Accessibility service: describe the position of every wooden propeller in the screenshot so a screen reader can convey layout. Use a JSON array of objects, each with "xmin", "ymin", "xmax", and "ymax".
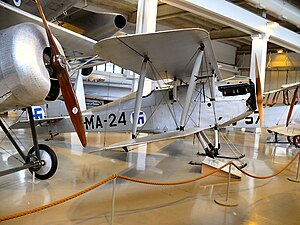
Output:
[
  {"xmin": 35, "ymin": 0, "xmax": 87, "ymax": 147},
  {"xmin": 286, "ymin": 86, "xmax": 299, "ymax": 127},
  {"xmin": 255, "ymin": 55, "xmax": 263, "ymax": 130}
]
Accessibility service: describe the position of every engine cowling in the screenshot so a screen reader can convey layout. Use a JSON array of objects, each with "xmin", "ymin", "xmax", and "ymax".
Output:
[{"xmin": 0, "ymin": 22, "xmax": 61, "ymax": 112}]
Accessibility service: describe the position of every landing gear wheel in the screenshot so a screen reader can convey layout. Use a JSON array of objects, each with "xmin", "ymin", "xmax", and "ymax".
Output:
[
  {"xmin": 27, "ymin": 144, "xmax": 58, "ymax": 180},
  {"xmin": 293, "ymin": 136, "xmax": 300, "ymax": 148},
  {"xmin": 287, "ymin": 136, "xmax": 293, "ymax": 145}
]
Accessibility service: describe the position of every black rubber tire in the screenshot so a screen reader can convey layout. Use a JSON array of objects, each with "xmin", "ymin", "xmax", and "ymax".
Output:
[
  {"xmin": 293, "ymin": 136, "xmax": 300, "ymax": 148},
  {"xmin": 27, "ymin": 144, "xmax": 58, "ymax": 180},
  {"xmin": 287, "ymin": 136, "xmax": 293, "ymax": 145}
]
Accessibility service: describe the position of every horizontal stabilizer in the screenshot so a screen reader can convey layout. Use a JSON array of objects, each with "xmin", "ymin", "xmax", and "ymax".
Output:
[
  {"xmin": 91, "ymin": 127, "xmax": 204, "ymax": 152},
  {"xmin": 10, "ymin": 117, "xmax": 64, "ymax": 129}
]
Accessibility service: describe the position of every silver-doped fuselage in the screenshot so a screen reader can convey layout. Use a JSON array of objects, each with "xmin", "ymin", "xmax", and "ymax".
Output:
[{"xmin": 40, "ymin": 78, "xmax": 255, "ymax": 135}]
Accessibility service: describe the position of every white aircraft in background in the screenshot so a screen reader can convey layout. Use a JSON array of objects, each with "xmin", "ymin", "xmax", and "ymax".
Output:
[
  {"xmin": 12, "ymin": 28, "xmax": 261, "ymax": 159},
  {"xmin": 230, "ymin": 81, "xmax": 300, "ymax": 147},
  {"xmin": 264, "ymin": 83, "xmax": 300, "ymax": 147}
]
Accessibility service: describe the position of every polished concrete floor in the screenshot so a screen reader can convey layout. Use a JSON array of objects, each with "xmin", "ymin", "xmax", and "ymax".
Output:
[{"xmin": 0, "ymin": 121, "xmax": 299, "ymax": 225}]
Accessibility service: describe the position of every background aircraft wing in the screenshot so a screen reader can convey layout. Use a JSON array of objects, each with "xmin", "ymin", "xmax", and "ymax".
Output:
[
  {"xmin": 92, "ymin": 127, "xmax": 204, "ymax": 152},
  {"xmin": 94, "ymin": 28, "xmax": 221, "ymax": 81},
  {"xmin": 267, "ymin": 123, "xmax": 300, "ymax": 137}
]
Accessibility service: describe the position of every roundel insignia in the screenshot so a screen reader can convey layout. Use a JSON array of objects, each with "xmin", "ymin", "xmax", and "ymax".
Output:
[
  {"xmin": 130, "ymin": 111, "xmax": 146, "ymax": 127},
  {"xmin": 72, "ymin": 107, "xmax": 79, "ymax": 115},
  {"xmin": 13, "ymin": 0, "xmax": 22, "ymax": 7}
]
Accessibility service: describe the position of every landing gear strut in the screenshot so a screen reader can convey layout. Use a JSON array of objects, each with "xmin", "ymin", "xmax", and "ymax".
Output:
[
  {"xmin": 196, "ymin": 128, "xmax": 245, "ymax": 160},
  {"xmin": 0, "ymin": 107, "xmax": 58, "ymax": 179}
]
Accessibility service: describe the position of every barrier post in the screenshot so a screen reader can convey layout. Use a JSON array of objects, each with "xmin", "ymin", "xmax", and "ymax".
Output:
[
  {"xmin": 288, "ymin": 154, "xmax": 300, "ymax": 183},
  {"xmin": 214, "ymin": 163, "xmax": 238, "ymax": 207},
  {"xmin": 111, "ymin": 176, "xmax": 117, "ymax": 225},
  {"xmin": 32, "ymin": 171, "xmax": 35, "ymax": 183}
]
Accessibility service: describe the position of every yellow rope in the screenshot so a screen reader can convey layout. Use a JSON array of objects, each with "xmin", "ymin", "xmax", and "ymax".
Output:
[
  {"xmin": 0, "ymin": 175, "xmax": 115, "ymax": 222},
  {"xmin": 232, "ymin": 151, "xmax": 300, "ymax": 179},
  {"xmin": 118, "ymin": 162, "xmax": 230, "ymax": 185},
  {"xmin": 0, "ymin": 151, "xmax": 299, "ymax": 222}
]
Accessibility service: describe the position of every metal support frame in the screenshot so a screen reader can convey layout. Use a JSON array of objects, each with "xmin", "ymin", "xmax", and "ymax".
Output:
[
  {"xmin": 136, "ymin": 0, "xmax": 158, "ymax": 33},
  {"xmin": 173, "ymin": 78, "xmax": 178, "ymax": 102},
  {"xmin": 196, "ymin": 132, "xmax": 213, "ymax": 157},
  {"xmin": 0, "ymin": 107, "xmax": 43, "ymax": 178},
  {"xmin": 214, "ymin": 127, "xmax": 220, "ymax": 154},
  {"xmin": 27, "ymin": 107, "xmax": 41, "ymax": 161},
  {"xmin": 74, "ymin": 69, "xmax": 87, "ymax": 111},
  {"xmin": 180, "ymin": 45, "xmax": 204, "ymax": 130},
  {"xmin": 200, "ymin": 131, "xmax": 214, "ymax": 150},
  {"xmin": 0, "ymin": 162, "xmax": 37, "ymax": 177},
  {"xmin": 161, "ymin": 0, "xmax": 300, "ymax": 53},
  {"xmin": 249, "ymin": 34, "xmax": 269, "ymax": 93},
  {"xmin": 0, "ymin": 117, "xmax": 26, "ymax": 161},
  {"xmin": 132, "ymin": 58, "xmax": 148, "ymax": 139}
]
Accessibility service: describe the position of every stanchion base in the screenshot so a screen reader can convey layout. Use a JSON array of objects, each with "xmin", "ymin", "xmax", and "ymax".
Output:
[
  {"xmin": 287, "ymin": 178, "xmax": 300, "ymax": 183},
  {"xmin": 214, "ymin": 198, "xmax": 238, "ymax": 207}
]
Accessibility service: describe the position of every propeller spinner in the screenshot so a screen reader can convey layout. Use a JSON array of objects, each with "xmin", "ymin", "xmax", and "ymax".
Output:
[{"xmin": 35, "ymin": 0, "xmax": 87, "ymax": 147}]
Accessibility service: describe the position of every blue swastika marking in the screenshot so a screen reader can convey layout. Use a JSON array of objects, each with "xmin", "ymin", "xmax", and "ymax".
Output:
[{"xmin": 33, "ymin": 108, "xmax": 43, "ymax": 119}]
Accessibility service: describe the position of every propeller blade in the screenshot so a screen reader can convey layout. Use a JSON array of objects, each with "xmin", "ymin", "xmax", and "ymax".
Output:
[
  {"xmin": 35, "ymin": 0, "xmax": 87, "ymax": 146},
  {"xmin": 255, "ymin": 55, "xmax": 263, "ymax": 130},
  {"xmin": 286, "ymin": 86, "xmax": 299, "ymax": 127}
]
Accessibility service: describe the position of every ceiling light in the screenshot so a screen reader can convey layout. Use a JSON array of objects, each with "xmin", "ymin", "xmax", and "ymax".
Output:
[
  {"xmin": 277, "ymin": 49, "xmax": 284, "ymax": 54},
  {"xmin": 266, "ymin": 21, "xmax": 279, "ymax": 28}
]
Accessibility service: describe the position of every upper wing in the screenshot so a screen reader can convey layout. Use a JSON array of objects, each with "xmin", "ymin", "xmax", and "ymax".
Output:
[
  {"xmin": 91, "ymin": 127, "xmax": 204, "ymax": 152},
  {"xmin": 0, "ymin": 1, "xmax": 96, "ymax": 57},
  {"xmin": 94, "ymin": 28, "xmax": 221, "ymax": 81}
]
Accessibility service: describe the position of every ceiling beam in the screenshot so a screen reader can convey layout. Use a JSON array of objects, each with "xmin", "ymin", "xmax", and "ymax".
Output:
[
  {"xmin": 210, "ymin": 28, "xmax": 248, "ymax": 40},
  {"xmin": 161, "ymin": 0, "xmax": 300, "ymax": 52}
]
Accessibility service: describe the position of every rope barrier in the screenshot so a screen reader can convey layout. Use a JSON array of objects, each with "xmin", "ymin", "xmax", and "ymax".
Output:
[
  {"xmin": 118, "ymin": 162, "xmax": 230, "ymax": 185},
  {"xmin": 0, "ymin": 175, "xmax": 116, "ymax": 222},
  {"xmin": 0, "ymin": 151, "xmax": 299, "ymax": 222},
  {"xmin": 231, "ymin": 151, "xmax": 300, "ymax": 179}
]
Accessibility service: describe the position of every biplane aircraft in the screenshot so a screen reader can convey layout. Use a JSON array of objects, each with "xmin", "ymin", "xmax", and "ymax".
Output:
[
  {"xmin": 0, "ymin": 0, "xmax": 129, "ymax": 179},
  {"xmin": 0, "ymin": 0, "xmax": 100, "ymax": 179},
  {"xmin": 264, "ymin": 82, "xmax": 300, "ymax": 147},
  {"xmin": 12, "ymin": 28, "xmax": 262, "ymax": 158}
]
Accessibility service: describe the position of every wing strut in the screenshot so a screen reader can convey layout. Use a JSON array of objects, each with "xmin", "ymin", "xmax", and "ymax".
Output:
[
  {"xmin": 132, "ymin": 58, "xmax": 148, "ymax": 139},
  {"xmin": 180, "ymin": 44, "xmax": 205, "ymax": 130}
]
